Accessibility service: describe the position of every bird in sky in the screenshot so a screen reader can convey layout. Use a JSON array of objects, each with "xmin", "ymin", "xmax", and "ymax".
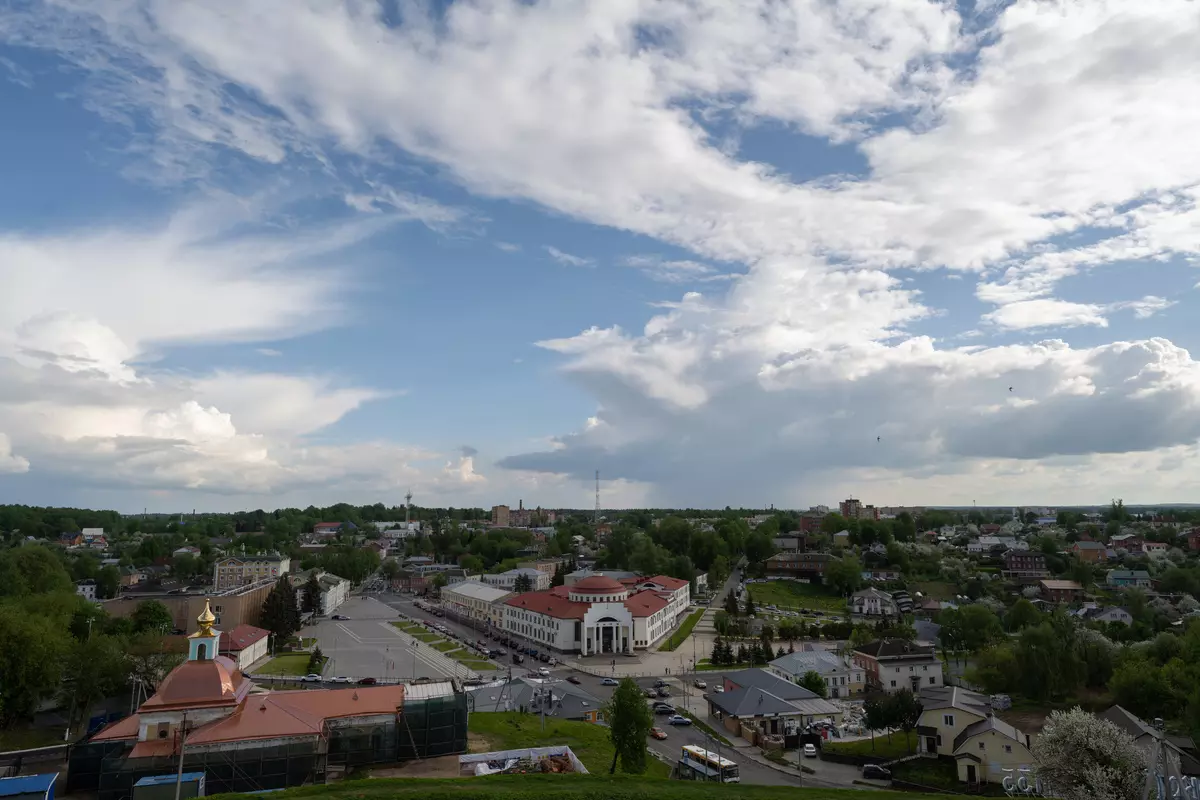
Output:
[
  {"xmin": 877, "ymin": 436, "xmax": 881, "ymax": 442},
  {"xmin": 1009, "ymin": 386, "xmax": 1013, "ymax": 392}
]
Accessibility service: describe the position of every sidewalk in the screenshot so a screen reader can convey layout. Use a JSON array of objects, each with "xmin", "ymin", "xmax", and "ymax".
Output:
[{"xmin": 741, "ymin": 747, "xmax": 865, "ymax": 789}]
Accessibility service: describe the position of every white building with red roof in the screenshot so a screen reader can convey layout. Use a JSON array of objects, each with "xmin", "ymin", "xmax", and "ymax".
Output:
[{"xmin": 500, "ymin": 573, "xmax": 690, "ymax": 655}]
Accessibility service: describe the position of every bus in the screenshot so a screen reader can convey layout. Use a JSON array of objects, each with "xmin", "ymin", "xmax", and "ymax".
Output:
[{"xmin": 679, "ymin": 745, "xmax": 740, "ymax": 783}]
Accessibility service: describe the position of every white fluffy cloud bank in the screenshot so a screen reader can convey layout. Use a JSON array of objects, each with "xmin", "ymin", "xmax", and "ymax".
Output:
[{"xmin": 5, "ymin": 0, "xmax": 1200, "ymax": 505}]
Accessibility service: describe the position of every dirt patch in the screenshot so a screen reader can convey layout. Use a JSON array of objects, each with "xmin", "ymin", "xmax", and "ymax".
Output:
[
  {"xmin": 467, "ymin": 731, "xmax": 496, "ymax": 753},
  {"xmin": 369, "ymin": 755, "xmax": 460, "ymax": 778},
  {"xmin": 999, "ymin": 709, "xmax": 1049, "ymax": 734}
]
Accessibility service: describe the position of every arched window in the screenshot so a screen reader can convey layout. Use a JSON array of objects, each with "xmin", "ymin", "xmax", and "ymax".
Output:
[{"xmin": 196, "ymin": 643, "xmax": 208, "ymax": 660}]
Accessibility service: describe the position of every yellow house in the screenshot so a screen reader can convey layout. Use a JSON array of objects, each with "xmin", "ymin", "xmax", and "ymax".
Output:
[
  {"xmin": 916, "ymin": 686, "xmax": 991, "ymax": 756},
  {"xmin": 953, "ymin": 716, "xmax": 1034, "ymax": 785}
]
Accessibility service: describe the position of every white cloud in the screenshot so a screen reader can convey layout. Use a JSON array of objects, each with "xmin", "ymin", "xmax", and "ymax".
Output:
[
  {"xmin": 622, "ymin": 255, "xmax": 731, "ymax": 284},
  {"xmin": 983, "ymin": 299, "xmax": 1109, "ymax": 331},
  {"xmin": 0, "ymin": 433, "xmax": 29, "ymax": 474},
  {"xmin": 255, "ymin": 348, "xmax": 283, "ymax": 357},
  {"xmin": 544, "ymin": 246, "xmax": 594, "ymax": 268}
]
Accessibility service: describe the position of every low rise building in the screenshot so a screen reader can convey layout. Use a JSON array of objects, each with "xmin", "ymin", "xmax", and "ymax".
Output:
[
  {"xmin": 850, "ymin": 587, "xmax": 899, "ymax": 618},
  {"xmin": 75, "ymin": 579, "xmax": 97, "ymax": 601},
  {"xmin": 954, "ymin": 715, "xmax": 1034, "ymax": 786},
  {"xmin": 483, "ymin": 568, "xmax": 551, "ymax": 592},
  {"xmin": 441, "ymin": 581, "xmax": 513, "ymax": 627},
  {"xmin": 288, "ymin": 569, "xmax": 350, "ymax": 615},
  {"xmin": 1038, "ymin": 579, "xmax": 1084, "ymax": 604},
  {"xmin": 917, "ymin": 686, "xmax": 992, "ymax": 756},
  {"xmin": 1003, "ymin": 551, "xmax": 1049, "ymax": 580},
  {"xmin": 1071, "ymin": 541, "xmax": 1108, "ymax": 563},
  {"xmin": 764, "ymin": 552, "xmax": 832, "ymax": 581},
  {"xmin": 217, "ymin": 624, "xmax": 270, "ymax": 670},
  {"xmin": 212, "ymin": 554, "xmax": 290, "ymax": 591},
  {"xmin": 853, "ymin": 639, "xmax": 941, "ymax": 693},
  {"xmin": 1106, "ymin": 570, "xmax": 1151, "ymax": 589},
  {"xmin": 768, "ymin": 649, "xmax": 864, "ymax": 698},
  {"xmin": 713, "ymin": 669, "xmax": 843, "ymax": 738}
]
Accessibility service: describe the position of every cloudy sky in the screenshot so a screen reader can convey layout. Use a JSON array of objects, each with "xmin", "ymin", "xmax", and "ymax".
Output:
[{"xmin": 2, "ymin": 0, "xmax": 1199, "ymax": 512}]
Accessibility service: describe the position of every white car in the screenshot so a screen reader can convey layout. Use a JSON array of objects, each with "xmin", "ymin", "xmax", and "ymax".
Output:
[
  {"xmin": 601, "ymin": 677, "xmax": 619, "ymax": 686},
  {"xmin": 329, "ymin": 676, "xmax": 352, "ymax": 684},
  {"xmin": 803, "ymin": 744, "xmax": 818, "ymax": 758},
  {"xmin": 301, "ymin": 674, "xmax": 323, "ymax": 682},
  {"xmin": 713, "ymin": 686, "xmax": 724, "ymax": 693},
  {"xmin": 693, "ymin": 679, "xmax": 707, "ymax": 689},
  {"xmin": 537, "ymin": 667, "xmax": 550, "ymax": 677}
]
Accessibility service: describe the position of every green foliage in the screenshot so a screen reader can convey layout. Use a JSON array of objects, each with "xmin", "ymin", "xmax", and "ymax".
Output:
[
  {"xmin": 605, "ymin": 678, "xmax": 653, "ymax": 775},
  {"xmin": 723, "ymin": 589, "xmax": 739, "ymax": 617},
  {"xmin": 824, "ymin": 555, "xmax": 864, "ymax": 596},
  {"xmin": 0, "ymin": 603, "xmax": 69, "ymax": 726},
  {"xmin": 261, "ymin": 575, "xmax": 302, "ymax": 641},
  {"xmin": 743, "ymin": 591, "xmax": 756, "ymax": 617},
  {"xmin": 965, "ymin": 646, "xmax": 1017, "ymax": 694},
  {"xmin": 302, "ymin": 572, "xmax": 323, "ymax": 614},
  {"xmin": 798, "ymin": 670, "xmax": 827, "ymax": 698},
  {"xmin": 659, "ymin": 609, "xmax": 704, "ymax": 652},
  {"xmin": 1110, "ymin": 655, "xmax": 1171, "ymax": 720},
  {"xmin": 307, "ymin": 646, "xmax": 326, "ymax": 674},
  {"xmin": 61, "ymin": 634, "xmax": 129, "ymax": 731},
  {"xmin": 131, "ymin": 600, "xmax": 174, "ymax": 634},
  {"xmin": 513, "ymin": 572, "xmax": 534, "ymax": 593},
  {"xmin": 939, "ymin": 605, "xmax": 1003, "ymax": 654},
  {"xmin": 0, "ymin": 545, "xmax": 73, "ymax": 597},
  {"xmin": 1005, "ymin": 598, "xmax": 1042, "ymax": 631}
]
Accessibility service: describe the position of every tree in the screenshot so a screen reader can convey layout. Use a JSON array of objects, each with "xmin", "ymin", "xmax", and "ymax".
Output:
[
  {"xmin": 1032, "ymin": 707, "xmax": 1144, "ymax": 800},
  {"xmin": 606, "ymin": 677, "xmax": 653, "ymax": 774},
  {"xmin": 60, "ymin": 634, "xmax": 128, "ymax": 734},
  {"xmin": 302, "ymin": 572, "xmax": 323, "ymax": 615},
  {"xmin": 0, "ymin": 605, "xmax": 69, "ymax": 726},
  {"xmin": 1015, "ymin": 621, "xmax": 1082, "ymax": 701},
  {"xmin": 96, "ymin": 565, "xmax": 120, "ymax": 599},
  {"xmin": 707, "ymin": 555, "xmax": 730, "ymax": 594},
  {"xmin": 261, "ymin": 576, "xmax": 302, "ymax": 642},
  {"xmin": 380, "ymin": 558, "xmax": 400, "ymax": 580},
  {"xmin": 724, "ymin": 590, "xmax": 740, "ymax": 617},
  {"xmin": 799, "ymin": 670, "xmax": 827, "ymax": 698},
  {"xmin": 1110, "ymin": 657, "xmax": 1172, "ymax": 720},
  {"xmin": 713, "ymin": 610, "xmax": 732, "ymax": 636},
  {"xmin": 132, "ymin": 600, "xmax": 174, "ymax": 634},
  {"xmin": 513, "ymin": 572, "xmax": 534, "ymax": 593},
  {"xmin": 887, "ymin": 690, "xmax": 923, "ymax": 754},
  {"xmin": 127, "ymin": 633, "xmax": 185, "ymax": 693},
  {"xmin": 1005, "ymin": 598, "xmax": 1042, "ymax": 631},
  {"xmin": 964, "ymin": 645, "xmax": 1017, "ymax": 694},
  {"xmin": 863, "ymin": 696, "xmax": 888, "ymax": 751},
  {"xmin": 307, "ymin": 646, "xmax": 325, "ymax": 674},
  {"xmin": 550, "ymin": 563, "xmax": 566, "ymax": 588},
  {"xmin": 824, "ymin": 555, "xmax": 864, "ymax": 596}
]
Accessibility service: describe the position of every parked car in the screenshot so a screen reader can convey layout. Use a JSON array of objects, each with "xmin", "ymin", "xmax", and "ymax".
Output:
[
  {"xmin": 512, "ymin": 654, "xmax": 525, "ymax": 665},
  {"xmin": 667, "ymin": 715, "xmax": 692, "ymax": 726},
  {"xmin": 712, "ymin": 686, "xmax": 724, "ymax": 693},
  {"xmin": 656, "ymin": 687, "xmax": 671, "ymax": 697},
  {"xmin": 331, "ymin": 614, "xmax": 349, "ymax": 621},
  {"xmin": 537, "ymin": 667, "xmax": 550, "ymax": 677},
  {"xmin": 538, "ymin": 653, "xmax": 550, "ymax": 663},
  {"xmin": 643, "ymin": 689, "xmax": 657, "ymax": 698},
  {"xmin": 329, "ymin": 676, "xmax": 352, "ymax": 684},
  {"xmin": 653, "ymin": 679, "xmax": 669, "ymax": 688},
  {"xmin": 693, "ymin": 679, "xmax": 707, "ymax": 689},
  {"xmin": 301, "ymin": 674, "xmax": 323, "ymax": 682},
  {"xmin": 601, "ymin": 677, "xmax": 619, "ymax": 686},
  {"xmin": 862, "ymin": 764, "xmax": 892, "ymax": 780},
  {"xmin": 566, "ymin": 675, "xmax": 581, "ymax": 685},
  {"xmin": 357, "ymin": 677, "xmax": 378, "ymax": 685},
  {"xmin": 803, "ymin": 744, "xmax": 818, "ymax": 758},
  {"xmin": 649, "ymin": 727, "xmax": 668, "ymax": 740},
  {"xmin": 652, "ymin": 703, "xmax": 675, "ymax": 714}
]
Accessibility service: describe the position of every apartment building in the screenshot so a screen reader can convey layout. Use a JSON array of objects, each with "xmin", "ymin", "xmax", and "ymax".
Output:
[{"xmin": 212, "ymin": 554, "xmax": 291, "ymax": 590}]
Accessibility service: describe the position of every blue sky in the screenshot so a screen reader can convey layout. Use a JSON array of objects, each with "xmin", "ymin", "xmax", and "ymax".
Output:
[{"xmin": 2, "ymin": 0, "xmax": 1200, "ymax": 511}]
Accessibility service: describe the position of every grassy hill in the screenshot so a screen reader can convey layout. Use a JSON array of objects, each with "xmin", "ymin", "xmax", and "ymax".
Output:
[{"xmin": 209, "ymin": 774, "xmax": 946, "ymax": 800}]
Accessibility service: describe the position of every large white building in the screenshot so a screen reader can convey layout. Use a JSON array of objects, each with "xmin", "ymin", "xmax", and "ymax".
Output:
[
  {"xmin": 500, "ymin": 574, "xmax": 690, "ymax": 655},
  {"xmin": 441, "ymin": 580, "xmax": 513, "ymax": 627},
  {"xmin": 483, "ymin": 568, "xmax": 551, "ymax": 592},
  {"xmin": 213, "ymin": 554, "xmax": 291, "ymax": 591},
  {"xmin": 288, "ymin": 569, "xmax": 350, "ymax": 615}
]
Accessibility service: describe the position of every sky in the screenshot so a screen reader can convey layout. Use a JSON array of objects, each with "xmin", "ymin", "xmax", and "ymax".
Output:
[{"xmin": 2, "ymin": 0, "xmax": 1200, "ymax": 512}]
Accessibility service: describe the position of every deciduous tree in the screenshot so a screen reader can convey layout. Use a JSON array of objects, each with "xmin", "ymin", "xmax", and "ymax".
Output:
[
  {"xmin": 799, "ymin": 670, "xmax": 827, "ymax": 698},
  {"xmin": 1032, "ymin": 707, "xmax": 1143, "ymax": 800},
  {"xmin": 606, "ymin": 677, "xmax": 653, "ymax": 775}
]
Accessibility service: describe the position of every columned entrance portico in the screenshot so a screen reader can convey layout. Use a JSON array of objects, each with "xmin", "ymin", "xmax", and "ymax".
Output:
[{"xmin": 583, "ymin": 616, "xmax": 631, "ymax": 655}]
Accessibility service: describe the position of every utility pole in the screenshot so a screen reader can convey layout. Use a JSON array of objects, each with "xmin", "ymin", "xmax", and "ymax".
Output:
[{"xmin": 173, "ymin": 713, "xmax": 189, "ymax": 800}]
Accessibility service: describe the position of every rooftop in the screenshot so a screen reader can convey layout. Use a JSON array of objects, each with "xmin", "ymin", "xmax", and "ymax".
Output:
[{"xmin": 854, "ymin": 639, "xmax": 936, "ymax": 659}]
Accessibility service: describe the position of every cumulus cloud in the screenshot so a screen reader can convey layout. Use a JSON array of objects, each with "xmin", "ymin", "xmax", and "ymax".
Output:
[
  {"xmin": 0, "ymin": 433, "xmax": 29, "ymax": 474},
  {"xmin": 621, "ymin": 255, "xmax": 731, "ymax": 284},
  {"xmin": 7, "ymin": 0, "xmax": 1200, "ymax": 504}
]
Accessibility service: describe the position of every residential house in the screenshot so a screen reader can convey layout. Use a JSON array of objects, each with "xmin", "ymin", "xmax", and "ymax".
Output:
[
  {"xmin": 917, "ymin": 685, "xmax": 992, "ymax": 756},
  {"xmin": 954, "ymin": 715, "xmax": 1034, "ymax": 786},
  {"xmin": 518, "ymin": 558, "xmax": 569, "ymax": 576},
  {"xmin": 853, "ymin": 639, "xmax": 941, "ymax": 693},
  {"xmin": 441, "ymin": 581, "xmax": 513, "ymax": 627},
  {"xmin": 173, "ymin": 546, "xmax": 202, "ymax": 558},
  {"xmin": 1106, "ymin": 569, "xmax": 1151, "ymax": 589},
  {"xmin": 75, "ymin": 579, "xmax": 97, "ymax": 601},
  {"xmin": 119, "ymin": 564, "xmax": 142, "ymax": 588},
  {"xmin": 217, "ymin": 624, "xmax": 270, "ymax": 670},
  {"xmin": 1081, "ymin": 606, "xmax": 1133, "ymax": 625},
  {"xmin": 1003, "ymin": 551, "xmax": 1049, "ymax": 580},
  {"xmin": 712, "ymin": 669, "xmax": 842, "ymax": 740},
  {"xmin": 288, "ymin": 569, "xmax": 350, "ymax": 615},
  {"xmin": 1071, "ymin": 541, "xmax": 1108, "ymax": 563},
  {"xmin": 564, "ymin": 569, "xmax": 639, "ymax": 585},
  {"xmin": 467, "ymin": 676, "xmax": 605, "ymax": 723},
  {"xmin": 861, "ymin": 568, "xmax": 903, "ymax": 582},
  {"xmin": 1143, "ymin": 541, "xmax": 1169, "ymax": 559},
  {"xmin": 1038, "ymin": 579, "xmax": 1084, "ymax": 604},
  {"xmin": 968, "ymin": 536, "xmax": 1023, "ymax": 555},
  {"xmin": 764, "ymin": 551, "xmax": 832, "ymax": 581},
  {"xmin": 1100, "ymin": 706, "xmax": 1200, "ymax": 777},
  {"xmin": 768, "ymin": 649, "xmax": 865, "ymax": 698},
  {"xmin": 58, "ymin": 532, "xmax": 83, "ymax": 548},
  {"xmin": 1110, "ymin": 533, "xmax": 1144, "ymax": 553},
  {"xmin": 850, "ymin": 587, "xmax": 900, "ymax": 618},
  {"xmin": 772, "ymin": 534, "xmax": 808, "ymax": 552},
  {"xmin": 313, "ymin": 522, "xmax": 348, "ymax": 535}
]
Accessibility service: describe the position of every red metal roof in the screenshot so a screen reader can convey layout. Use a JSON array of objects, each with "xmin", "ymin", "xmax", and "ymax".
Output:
[
  {"xmin": 140, "ymin": 657, "xmax": 249, "ymax": 711},
  {"xmin": 219, "ymin": 624, "xmax": 270, "ymax": 653},
  {"xmin": 641, "ymin": 575, "xmax": 688, "ymax": 590},
  {"xmin": 504, "ymin": 591, "xmax": 588, "ymax": 619},
  {"xmin": 623, "ymin": 590, "xmax": 670, "ymax": 617},
  {"xmin": 572, "ymin": 575, "xmax": 625, "ymax": 593}
]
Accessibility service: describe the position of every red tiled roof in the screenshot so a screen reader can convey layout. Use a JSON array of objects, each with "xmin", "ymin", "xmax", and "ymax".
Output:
[
  {"xmin": 624, "ymin": 590, "xmax": 670, "ymax": 618},
  {"xmin": 549, "ymin": 585, "xmax": 571, "ymax": 597},
  {"xmin": 219, "ymin": 624, "xmax": 270, "ymax": 653},
  {"xmin": 504, "ymin": 590, "xmax": 588, "ymax": 619},
  {"xmin": 641, "ymin": 575, "xmax": 688, "ymax": 591}
]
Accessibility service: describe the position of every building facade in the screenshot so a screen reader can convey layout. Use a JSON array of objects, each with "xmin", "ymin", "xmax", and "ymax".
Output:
[
  {"xmin": 850, "ymin": 587, "xmax": 899, "ymax": 617},
  {"xmin": 212, "ymin": 555, "xmax": 291, "ymax": 591},
  {"xmin": 490, "ymin": 505, "xmax": 511, "ymax": 527},
  {"xmin": 853, "ymin": 639, "xmax": 941, "ymax": 693},
  {"xmin": 768, "ymin": 649, "xmax": 865, "ymax": 698},
  {"xmin": 440, "ymin": 581, "xmax": 513, "ymax": 627},
  {"xmin": 764, "ymin": 552, "xmax": 832, "ymax": 581},
  {"xmin": 482, "ymin": 568, "xmax": 551, "ymax": 592},
  {"xmin": 1003, "ymin": 551, "xmax": 1049, "ymax": 580}
]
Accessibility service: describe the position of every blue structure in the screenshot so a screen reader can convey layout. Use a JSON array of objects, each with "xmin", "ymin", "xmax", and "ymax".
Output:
[
  {"xmin": 132, "ymin": 773, "xmax": 205, "ymax": 800},
  {"xmin": 0, "ymin": 773, "xmax": 57, "ymax": 800}
]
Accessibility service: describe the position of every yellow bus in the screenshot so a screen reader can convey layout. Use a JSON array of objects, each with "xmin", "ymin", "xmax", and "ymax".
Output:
[{"xmin": 679, "ymin": 745, "xmax": 740, "ymax": 783}]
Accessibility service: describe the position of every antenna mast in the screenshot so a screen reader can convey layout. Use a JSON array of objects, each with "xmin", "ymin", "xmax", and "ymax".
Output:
[
  {"xmin": 594, "ymin": 470, "xmax": 600, "ymax": 524},
  {"xmin": 405, "ymin": 491, "xmax": 413, "ymax": 526}
]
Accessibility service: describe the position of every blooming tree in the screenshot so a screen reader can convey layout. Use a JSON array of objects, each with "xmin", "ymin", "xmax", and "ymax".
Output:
[{"xmin": 1032, "ymin": 707, "xmax": 1144, "ymax": 800}]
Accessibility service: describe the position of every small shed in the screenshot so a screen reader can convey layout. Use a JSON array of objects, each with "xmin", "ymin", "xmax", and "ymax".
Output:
[
  {"xmin": 0, "ymin": 773, "xmax": 57, "ymax": 800},
  {"xmin": 132, "ymin": 772, "xmax": 206, "ymax": 800}
]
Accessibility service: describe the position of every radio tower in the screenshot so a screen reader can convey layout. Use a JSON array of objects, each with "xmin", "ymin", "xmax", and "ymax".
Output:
[
  {"xmin": 405, "ymin": 491, "xmax": 413, "ymax": 526},
  {"xmin": 594, "ymin": 470, "xmax": 600, "ymax": 524}
]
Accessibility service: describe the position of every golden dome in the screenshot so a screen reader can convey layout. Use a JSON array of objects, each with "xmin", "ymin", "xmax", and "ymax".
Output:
[{"xmin": 193, "ymin": 599, "xmax": 216, "ymax": 638}]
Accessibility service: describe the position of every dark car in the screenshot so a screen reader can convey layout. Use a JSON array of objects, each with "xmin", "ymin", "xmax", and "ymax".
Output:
[
  {"xmin": 863, "ymin": 765, "xmax": 892, "ymax": 780},
  {"xmin": 643, "ymin": 688, "xmax": 657, "ymax": 698},
  {"xmin": 656, "ymin": 687, "xmax": 671, "ymax": 697},
  {"xmin": 653, "ymin": 679, "xmax": 669, "ymax": 688},
  {"xmin": 331, "ymin": 614, "xmax": 349, "ymax": 620},
  {"xmin": 512, "ymin": 654, "xmax": 525, "ymax": 665},
  {"xmin": 652, "ymin": 703, "xmax": 675, "ymax": 715},
  {"xmin": 357, "ymin": 677, "xmax": 377, "ymax": 685},
  {"xmin": 538, "ymin": 653, "xmax": 550, "ymax": 663},
  {"xmin": 566, "ymin": 676, "xmax": 581, "ymax": 685}
]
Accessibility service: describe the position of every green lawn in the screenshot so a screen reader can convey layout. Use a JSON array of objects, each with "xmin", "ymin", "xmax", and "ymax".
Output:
[
  {"xmin": 659, "ymin": 609, "xmax": 705, "ymax": 652},
  {"xmin": 748, "ymin": 581, "xmax": 847, "ymax": 613},
  {"xmin": 824, "ymin": 730, "xmax": 918, "ymax": 759},
  {"xmin": 207, "ymin": 774, "xmax": 946, "ymax": 800},
  {"xmin": 432, "ymin": 640, "xmax": 458, "ymax": 652},
  {"xmin": 910, "ymin": 582, "xmax": 957, "ymax": 602},
  {"xmin": 468, "ymin": 712, "xmax": 670, "ymax": 779},
  {"xmin": 447, "ymin": 649, "xmax": 498, "ymax": 671},
  {"xmin": 0, "ymin": 726, "xmax": 65, "ymax": 750},
  {"xmin": 393, "ymin": 621, "xmax": 426, "ymax": 634},
  {"xmin": 890, "ymin": 758, "xmax": 969, "ymax": 792},
  {"xmin": 257, "ymin": 653, "xmax": 317, "ymax": 676}
]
